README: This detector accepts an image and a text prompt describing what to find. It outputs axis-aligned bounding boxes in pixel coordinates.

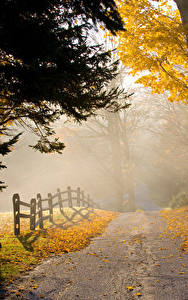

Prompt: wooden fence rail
[12,194,37,235]
[13,186,100,235]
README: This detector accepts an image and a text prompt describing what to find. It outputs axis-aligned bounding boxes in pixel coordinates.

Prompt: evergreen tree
[0,134,21,191]
[0,0,125,188]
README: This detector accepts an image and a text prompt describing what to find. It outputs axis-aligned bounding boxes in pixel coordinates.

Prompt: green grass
[0,208,117,284]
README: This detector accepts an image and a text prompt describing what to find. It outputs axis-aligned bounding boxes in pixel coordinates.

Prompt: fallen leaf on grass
[87,252,98,256]
[169,254,174,257]
[103,259,109,262]
[40,294,45,298]
[126,286,134,291]
[10,290,18,293]
[181,263,186,267]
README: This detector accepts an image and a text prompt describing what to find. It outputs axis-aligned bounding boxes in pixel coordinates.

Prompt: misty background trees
[0,0,187,212]
[1,84,187,212]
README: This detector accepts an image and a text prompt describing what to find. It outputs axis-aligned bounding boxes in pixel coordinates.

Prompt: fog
[0,88,187,212]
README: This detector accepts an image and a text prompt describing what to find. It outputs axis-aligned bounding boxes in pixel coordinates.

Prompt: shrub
[170,191,188,209]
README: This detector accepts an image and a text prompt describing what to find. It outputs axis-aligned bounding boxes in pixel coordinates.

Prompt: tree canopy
[167,0,188,32]
[0,0,125,190]
[115,0,188,103]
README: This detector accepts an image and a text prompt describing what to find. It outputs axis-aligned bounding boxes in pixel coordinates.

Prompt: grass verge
[0,208,118,283]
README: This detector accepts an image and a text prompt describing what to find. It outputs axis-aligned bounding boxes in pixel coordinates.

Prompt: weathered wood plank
[68,186,72,208]
[48,193,53,223]
[41,207,51,212]
[37,193,43,229]
[13,194,20,235]
[57,188,63,212]
[30,198,36,230]
[52,202,59,208]
[77,187,81,207]
[19,213,30,218]
[19,200,31,208]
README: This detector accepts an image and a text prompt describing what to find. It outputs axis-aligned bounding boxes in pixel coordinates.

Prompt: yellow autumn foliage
[116,0,188,103]
[0,209,117,282]
[161,206,188,252]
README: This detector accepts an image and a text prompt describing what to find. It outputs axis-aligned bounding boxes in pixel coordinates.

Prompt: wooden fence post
[13,194,20,236]
[67,186,72,208]
[30,198,36,230]
[57,188,63,212]
[77,187,81,207]
[48,193,53,223]
[87,195,90,207]
[81,191,85,207]
[37,193,43,229]
[90,199,94,208]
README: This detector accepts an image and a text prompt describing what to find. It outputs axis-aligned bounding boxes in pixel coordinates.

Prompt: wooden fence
[12,186,99,236]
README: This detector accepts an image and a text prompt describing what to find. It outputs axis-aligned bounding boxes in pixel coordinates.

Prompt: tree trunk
[126,168,136,211]
[121,116,136,212]
[173,0,188,27]
[108,112,125,211]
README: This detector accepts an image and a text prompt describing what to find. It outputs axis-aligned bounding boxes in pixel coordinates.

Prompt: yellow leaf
[126,286,134,291]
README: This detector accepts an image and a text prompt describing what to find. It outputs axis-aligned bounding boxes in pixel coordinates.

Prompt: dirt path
[5,211,188,300]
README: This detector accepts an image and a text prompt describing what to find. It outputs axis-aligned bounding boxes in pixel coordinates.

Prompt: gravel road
[4,211,188,300]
